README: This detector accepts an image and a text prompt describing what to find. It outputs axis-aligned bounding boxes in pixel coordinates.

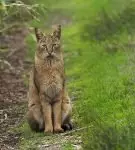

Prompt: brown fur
[27,25,72,133]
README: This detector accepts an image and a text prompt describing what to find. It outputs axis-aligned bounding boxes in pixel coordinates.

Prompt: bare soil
[0,27,29,150]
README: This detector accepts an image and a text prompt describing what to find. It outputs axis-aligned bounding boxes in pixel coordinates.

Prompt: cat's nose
[48,52,52,56]
[48,50,53,55]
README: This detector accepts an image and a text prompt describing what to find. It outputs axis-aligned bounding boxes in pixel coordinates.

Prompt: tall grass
[62,0,135,149]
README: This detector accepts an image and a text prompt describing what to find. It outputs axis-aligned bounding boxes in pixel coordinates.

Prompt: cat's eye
[41,44,47,49]
[52,44,59,50]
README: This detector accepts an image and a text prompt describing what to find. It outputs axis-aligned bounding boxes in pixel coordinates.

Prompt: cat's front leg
[40,94,53,134]
[52,94,64,133]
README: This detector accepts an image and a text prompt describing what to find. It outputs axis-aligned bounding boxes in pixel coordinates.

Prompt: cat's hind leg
[61,93,73,131]
[27,104,44,132]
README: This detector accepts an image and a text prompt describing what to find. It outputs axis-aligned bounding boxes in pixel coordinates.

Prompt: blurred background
[1,0,135,149]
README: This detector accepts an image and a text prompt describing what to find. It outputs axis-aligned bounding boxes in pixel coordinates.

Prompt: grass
[17,121,80,149]
[67,39,135,149]
[16,0,135,149]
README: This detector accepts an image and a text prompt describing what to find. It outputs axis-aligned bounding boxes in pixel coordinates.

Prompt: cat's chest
[38,70,63,99]
[39,69,61,84]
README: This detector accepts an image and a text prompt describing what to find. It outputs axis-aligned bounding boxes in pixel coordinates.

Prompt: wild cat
[27,25,72,134]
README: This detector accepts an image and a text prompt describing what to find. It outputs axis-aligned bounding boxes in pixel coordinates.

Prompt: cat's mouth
[45,54,60,62]
[47,55,54,59]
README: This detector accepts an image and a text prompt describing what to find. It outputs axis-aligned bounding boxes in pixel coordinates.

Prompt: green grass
[65,36,135,149]
[17,120,80,149]
[17,0,135,149]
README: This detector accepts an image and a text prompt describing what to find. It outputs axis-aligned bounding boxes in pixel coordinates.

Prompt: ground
[0,27,28,149]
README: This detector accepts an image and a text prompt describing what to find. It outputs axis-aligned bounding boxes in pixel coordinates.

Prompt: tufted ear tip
[35,28,43,42]
[52,24,61,39]
[57,24,61,29]
[56,24,61,33]
[35,27,37,32]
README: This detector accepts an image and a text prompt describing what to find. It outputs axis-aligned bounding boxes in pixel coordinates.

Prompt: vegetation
[2,0,135,149]
[0,0,47,33]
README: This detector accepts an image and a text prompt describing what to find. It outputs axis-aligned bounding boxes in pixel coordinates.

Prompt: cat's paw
[54,127,64,133]
[44,127,53,135]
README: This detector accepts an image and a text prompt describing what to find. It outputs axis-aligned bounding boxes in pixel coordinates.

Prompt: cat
[27,25,72,134]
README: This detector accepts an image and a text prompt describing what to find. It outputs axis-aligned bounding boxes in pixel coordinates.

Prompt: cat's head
[35,25,62,61]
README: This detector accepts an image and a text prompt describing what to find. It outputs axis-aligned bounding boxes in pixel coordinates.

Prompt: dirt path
[0,27,28,150]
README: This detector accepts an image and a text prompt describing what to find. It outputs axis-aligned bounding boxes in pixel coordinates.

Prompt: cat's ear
[35,28,43,42]
[52,25,61,39]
